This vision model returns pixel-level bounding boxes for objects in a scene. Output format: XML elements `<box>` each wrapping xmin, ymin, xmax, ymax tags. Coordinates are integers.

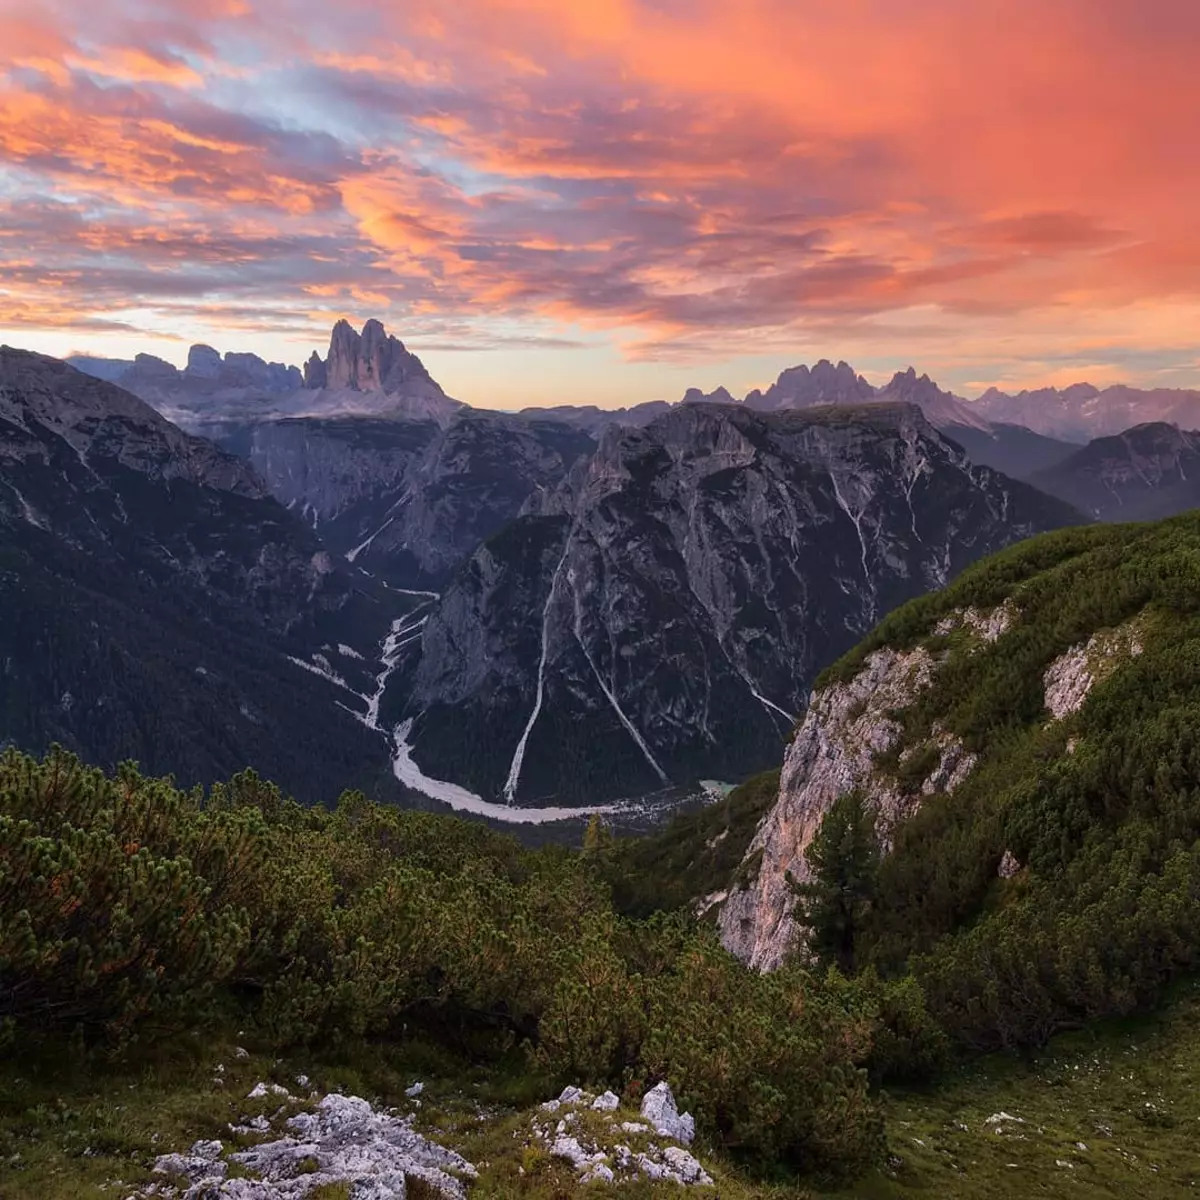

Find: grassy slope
<box><xmin>8</xmin><ymin>982</ymin><xmax>1200</xmax><ymax>1198</ymax></box>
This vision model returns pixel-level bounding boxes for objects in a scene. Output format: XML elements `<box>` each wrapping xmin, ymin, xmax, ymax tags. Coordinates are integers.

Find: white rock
<box><xmin>139</xmin><ymin>1092</ymin><xmax>476</xmax><ymax>1199</ymax></box>
<box><xmin>620</xmin><ymin>1121</ymin><xmax>650</xmax><ymax>1135</ymax></box>
<box><xmin>405</xmin><ymin>1082</ymin><xmax>424</xmax><ymax>1098</ymax></box>
<box><xmin>591</xmin><ymin>1090</ymin><xmax>620</xmax><ymax>1112</ymax></box>
<box><xmin>640</xmin><ymin>1082</ymin><xmax>695</xmax><ymax>1145</ymax></box>
<box><xmin>549</xmin><ymin>1135</ymin><xmax>589</xmax><ymax>1170</ymax></box>
<box><xmin>984</xmin><ymin>1111</ymin><xmax>1025</xmax><ymax>1128</ymax></box>
<box><xmin>234</xmin><ymin>1047</ymin><xmax>249</xmax><ymax>1060</ymax></box>
<box><xmin>557</xmin><ymin>1085</ymin><xmax>585</xmax><ymax>1106</ymax></box>
<box><xmin>663</xmin><ymin>1146</ymin><xmax>714</xmax><ymax>1185</ymax></box>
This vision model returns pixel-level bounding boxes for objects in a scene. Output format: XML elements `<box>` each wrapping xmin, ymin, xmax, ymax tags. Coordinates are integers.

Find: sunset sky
<box><xmin>2</xmin><ymin>0</ymin><xmax>1198</xmax><ymax>409</ymax></box>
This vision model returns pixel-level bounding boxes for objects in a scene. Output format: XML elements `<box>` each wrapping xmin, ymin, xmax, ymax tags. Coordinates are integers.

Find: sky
<box><xmin>1</xmin><ymin>0</ymin><xmax>1198</xmax><ymax>410</ymax></box>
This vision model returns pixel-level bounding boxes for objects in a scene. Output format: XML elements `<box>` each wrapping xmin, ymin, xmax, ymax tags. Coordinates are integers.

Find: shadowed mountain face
<box><xmin>0</xmin><ymin>348</ymin><xmax>401</xmax><ymax>802</ymax></box>
<box><xmin>400</xmin><ymin>402</ymin><xmax>1083</xmax><ymax>807</ymax></box>
<box><xmin>1028</xmin><ymin>422</ymin><xmax>1200</xmax><ymax>522</ymax></box>
<box><xmin>240</xmin><ymin>409</ymin><xmax>597</xmax><ymax>589</ymax></box>
<box><xmin>939</xmin><ymin>422</ymin><xmax>1081</xmax><ymax>479</ymax></box>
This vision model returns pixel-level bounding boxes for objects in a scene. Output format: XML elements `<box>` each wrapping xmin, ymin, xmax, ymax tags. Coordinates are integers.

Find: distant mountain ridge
<box><xmin>976</xmin><ymin>382</ymin><xmax>1200</xmax><ymax>441</ymax></box>
<box><xmin>1028</xmin><ymin>421</ymin><xmax>1200</xmax><ymax>522</ymax></box>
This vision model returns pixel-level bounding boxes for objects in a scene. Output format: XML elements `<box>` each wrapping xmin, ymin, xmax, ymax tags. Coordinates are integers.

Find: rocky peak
<box><xmin>126</xmin><ymin>352</ymin><xmax>180</xmax><ymax>382</ymax></box>
<box><xmin>681</xmin><ymin>385</ymin><xmax>736</xmax><ymax>406</ymax></box>
<box><xmin>318</xmin><ymin>318</ymin><xmax>436</xmax><ymax>395</ymax></box>
<box><xmin>186</xmin><ymin>344</ymin><xmax>223</xmax><ymax>380</ymax></box>
<box><xmin>0</xmin><ymin>348</ymin><xmax>265</xmax><ymax>498</ymax></box>
<box><xmin>747</xmin><ymin>359</ymin><xmax>875</xmax><ymax>412</ymax></box>
<box><xmin>304</xmin><ymin>350</ymin><xmax>328</xmax><ymax>390</ymax></box>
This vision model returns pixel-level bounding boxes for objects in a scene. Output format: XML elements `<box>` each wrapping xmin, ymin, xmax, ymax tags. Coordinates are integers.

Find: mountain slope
<box><xmin>401</xmin><ymin>402</ymin><xmax>1082</xmax><ymax>807</ymax></box>
<box><xmin>240</xmin><ymin>409</ymin><xmax>596</xmax><ymax>588</ymax></box>
<box><xmin>1027</xmin><ymin>422</ymin><xmax>1200</xmax><ymax>521</ymax></box>
<box><xmin>0</xmin><ymin>348</ymin><xmax>400</xmax><ymax>800</ymax></box>
<box><xmin>718</xmin><ymin>510</ymin><xmax>1200</xmax><ymax>1051</ymax></box>
<box><xmin>939</xmin><ymin>420</ymin><xmax>1080</xmax><ymax>478</ymax></box>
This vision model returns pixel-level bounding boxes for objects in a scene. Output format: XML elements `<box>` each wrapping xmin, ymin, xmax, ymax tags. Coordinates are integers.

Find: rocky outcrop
<box><xmin>718</xmin><ymin>601</ymin><xmax>1014</xmax><ymax>970</ymax></box>
<box><xmin>533</xmin><ymin>1083</ymin><xmax>711</xmax><ymax>1187</ymax></box>
<box><xmin>144</xmin><ymin>1088</ymin><xmax>476</xmax><ymax>1199</ymax></box>
<box><xmin>1043</xmin><ymin>618</ymin><xmax>1146</xmax><ymax>720</ymax></box>
<box><xmin>403</xmin><ymin>403</ymin><xmax>1078</xmax><ymax>807</ymax></box>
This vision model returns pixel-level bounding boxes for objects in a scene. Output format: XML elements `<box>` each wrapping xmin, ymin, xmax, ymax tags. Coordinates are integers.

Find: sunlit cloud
<box><xmin>1</xmin><ymin>0</ymin><xmax>1198</xmax><ymax>402</ymax></box>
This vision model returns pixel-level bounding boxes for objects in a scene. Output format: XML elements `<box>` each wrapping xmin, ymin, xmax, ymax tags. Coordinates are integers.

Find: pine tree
<box><xmin>791</xmin><ymin>791</ymin><xmax>881</xmax><ymax>973</ymax></box>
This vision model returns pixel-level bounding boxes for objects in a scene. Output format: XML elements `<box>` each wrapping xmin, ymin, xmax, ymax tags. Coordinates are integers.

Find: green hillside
<box><xmin>10</xmin><ymin>512</ymin><xmax>1200</xmax><ymax>1197</ymax></box>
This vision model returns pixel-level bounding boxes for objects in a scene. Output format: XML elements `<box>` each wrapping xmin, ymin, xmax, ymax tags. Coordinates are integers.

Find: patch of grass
<box><xmin>308</xmin><ymin>1184</ymin><xmax>352</xmax><ymax>1200</ymax></box>
<box><xmin>816</xmin><ymin>980</ymin><xmax>1200</xmax><ymax>1199</ymax></box>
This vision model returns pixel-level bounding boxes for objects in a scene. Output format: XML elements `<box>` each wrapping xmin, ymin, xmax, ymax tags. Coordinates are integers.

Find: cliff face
<box><xmin>717</xmin><ymin>604</ymin><xmax>1010</xmax><ymax>969</ymax></box>
<box><xmin>242</xmin><ymin>410</ymin><xmax>595</xmax><ymax>587</ymax></box>
<box><xmin>401</xmin><ymin>403</ymin><xmax>1081</xmax><ymax>806</ymax></box>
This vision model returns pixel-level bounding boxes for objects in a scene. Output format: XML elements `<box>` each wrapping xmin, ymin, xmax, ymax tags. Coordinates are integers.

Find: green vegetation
<box><xmin>801</xmin><ymin>513</ymin><xmax>1200</xmax><ymax>1058</ymax></box>
<box><xmin>605</xmin><ymin>769</ymin><xmax>780</xmax><ymax>918</ymax></box>
<box><xmin>792</xmin><ymin>791</ymin><xmax>881</xmax><ymax>974</ymax></box>
<box><xmin>0</xmin><ymin>746</ymin><xmax>885</xmax><ymax>1189</ymax></box>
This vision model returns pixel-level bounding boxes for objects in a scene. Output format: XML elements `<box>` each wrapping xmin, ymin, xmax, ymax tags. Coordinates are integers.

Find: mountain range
<box><xmin>9</xmin><ymin>318</ymin><xmax>1194</xmax><ymax>820</ymax></box>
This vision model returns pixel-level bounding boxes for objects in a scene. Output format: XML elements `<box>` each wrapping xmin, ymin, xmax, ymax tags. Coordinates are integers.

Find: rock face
<box><xmin>1043</xmin><ymin>618</ymin><xmax>1146</xmax><ymax>721</ymax></box>
<box><xmin>718</xmin><ymin>602</ymin><xmax>1014</xmax><ymax>970</ymax></box>
<box><xmin>402</xmin><ymin>402</ymin><xmax>1081</xmax><ymax>806</ymax></box>
<box><xmin>1027</xmin><ymin>423</ymin><xmax>1200</xmax><ymax>521</ymax></box>
<box><xmin>242</xmin><ymin>410</ymin><xmax>596</xmax><ymax>587</ymax></box>
<box><xmin>0</xmin><ymin>349</ymin><xmax>398</xmax><ymax>801</ymax></box>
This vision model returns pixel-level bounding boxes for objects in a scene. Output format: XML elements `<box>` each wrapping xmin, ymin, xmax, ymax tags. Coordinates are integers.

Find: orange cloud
<box><xmin>2</xmin><ymin>0</ymin><xmax>1199</xmax><ymax>396</ymax></box>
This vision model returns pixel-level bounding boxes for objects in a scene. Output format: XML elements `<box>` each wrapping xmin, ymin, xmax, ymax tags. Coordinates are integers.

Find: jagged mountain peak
<box><xmin>745</xmin><ymin>359</ymin><xmax>875</xmax><ymax>412</ymax></box>
<box><xmin>298</xmin><ymin>318</ymin><xmax>463</xmax><ymax>425</ymax></box>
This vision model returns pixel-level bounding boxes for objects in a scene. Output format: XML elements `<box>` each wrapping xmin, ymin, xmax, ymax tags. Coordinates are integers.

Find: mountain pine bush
<box><xmin>0</xmin><ymin>745</ymin><xmax>886</xmax><ymax>1178</ymax></box>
